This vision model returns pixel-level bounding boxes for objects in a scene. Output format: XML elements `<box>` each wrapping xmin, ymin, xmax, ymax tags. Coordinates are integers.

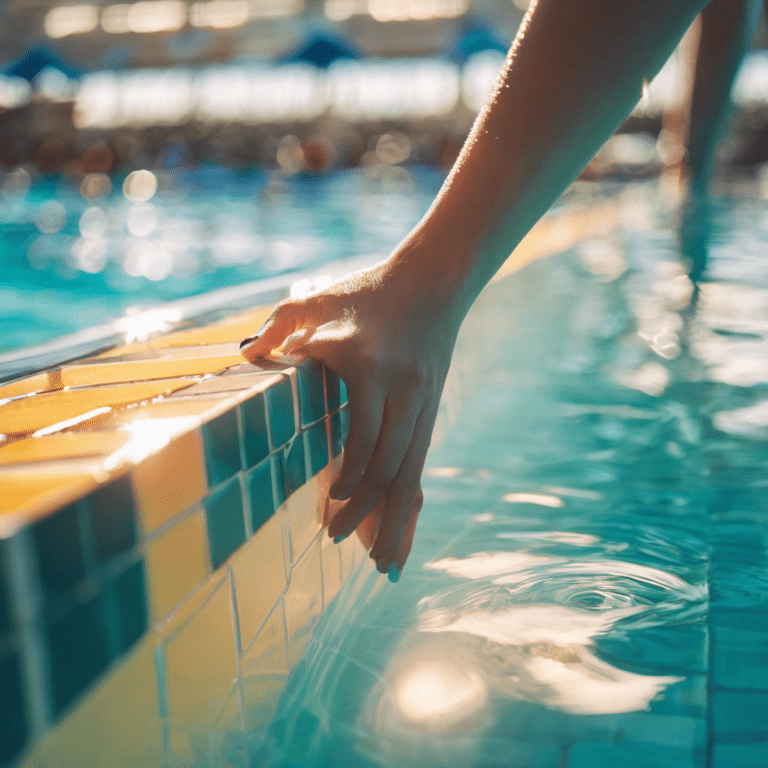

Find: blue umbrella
<box><xmin>280</xmin><ymin>30</ymin><xmax>361</xmax><ymax>69</ymax></box>
<box><xmin>1</xmin><ymin>44</ymin><xmax>85</xmax><ymax>82</ymax></box>
<box><xmin>450</xmin><ymin>21</ymin><xmax>507</xmax><ymax>64</ymax></box>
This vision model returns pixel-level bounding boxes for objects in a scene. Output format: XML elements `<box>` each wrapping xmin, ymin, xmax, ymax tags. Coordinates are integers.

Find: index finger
<box><xmin>240</xmin><ymin>298</ymin><xmax>308</xmax><ymax>360</ymax></box>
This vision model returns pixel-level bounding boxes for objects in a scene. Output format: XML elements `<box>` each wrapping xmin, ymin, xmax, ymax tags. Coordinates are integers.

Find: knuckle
<box><xmin>394</xmin><ymin>475</ymin><xmax>421</xmax><ymax>501</ymax></box>
<box><xmin>402</xmin><ymin>362</ymin><xmax>431</xmax><ymax>393</ymax></box>
<box><xmin>274</xmin><ymin>297</ymin><xmax>301</xmax><ymax>318</ymax></box>
<box><xmin>353</xmin><ymin>346</ymin><xmax>382</xmax><ymax>377</ymax></box>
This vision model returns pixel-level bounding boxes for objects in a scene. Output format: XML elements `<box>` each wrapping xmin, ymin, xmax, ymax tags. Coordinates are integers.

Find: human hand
<box><xmin>240</xmin><ymin>256</ymin><xmax>463</xmax><ymax>581</ymax></box>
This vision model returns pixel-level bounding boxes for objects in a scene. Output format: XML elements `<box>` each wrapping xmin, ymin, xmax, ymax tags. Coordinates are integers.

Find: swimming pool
<box><xmin>0</xmin><ymin>166</ymin><xmax>445</xmax><ymax>353</ymax></box>
<box><xmin>246</xmin><ymin>181</ymin><xmax>768</xmax><ymax>767</ymax></box>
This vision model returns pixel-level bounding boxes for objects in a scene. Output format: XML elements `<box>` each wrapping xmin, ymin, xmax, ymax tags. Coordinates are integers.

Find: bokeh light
<box><xmin>123</xmin><ymin>170</ymin><xmax>158</xmax><ymax>202</ymax></box>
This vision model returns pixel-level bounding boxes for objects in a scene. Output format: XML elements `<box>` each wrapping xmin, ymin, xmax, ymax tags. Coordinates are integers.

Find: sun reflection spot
<box><xmin>105</xmin><ymin>416</ymin><xmax>200</xmax><ymax>468</ymax></box>
<box><xmin>395</xmin><ymin>661</ymin><xmax>487</xmax><ymax>726</ymax></box>
<box><xmin>117</xmin><ymin>307</ymin><xmax>182</xmax><ymax>342</ymax></box>
<box><xmin>32</xmin><ymin>407</ymin><xmax>111</xmax><ymax>437</ymax></box>
<box><xmin>423</xmin><ymin>466</ymin><xmax>462</xmax><ymax>478</ymax></box>
<box><xmin>502</xmin><ymin>492</ymin><xmax>565</xmax><ymax>508</ymax></box>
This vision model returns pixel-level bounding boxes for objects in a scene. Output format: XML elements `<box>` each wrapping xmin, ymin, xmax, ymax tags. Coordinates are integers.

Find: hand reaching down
<box><xmin>239</xmin><ymin>0</ymin><xmax>713</xmax><ymax>581</ymax></box>
<box><xmin>241</xmin><ymin>256</ymin><xmax>462</xmax><ymax>582</ymax></box>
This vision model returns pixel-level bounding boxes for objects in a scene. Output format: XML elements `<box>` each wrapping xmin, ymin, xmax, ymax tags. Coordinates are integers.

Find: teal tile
<box><xmin>712</xmin><ymin>690</ymin><xmax>768</xmax><ymax>740</ymax></box>
<box><xmin>86</xmin><ymin>474</ymin><xmax>137</xmax><ymax>566</ymax></box>
<box><xmin>32</xmin><ymin>502</ymin><xmax>87</xmax><ymax>595</ymax></box>
<box><xmin>0</xmin><ymin>651</ymin><xmax>27</xmax><ymax>765</ymax></box>
<box><xmin>247</xmin><ymin>459</ymin><xmax>276</xmax><ymax>532</ymax></box>
<box><xmin>329</xmin><ymin>411</ymin><xmax>344</xmax><ymax>459</ymax></box>
<box><xmin>272</xmin><ymin>455</ymin><xmax>287</xmax><ymax>509</ymax></box>
<box><xmin>325</xmin><ymin>367</ymin><xmax>347</xmax><ymax>411</ymax></box>
<box><xmin>47</xmin><ymin>591</ymin><xmax>111</xmax><ymax>715</ymax></box>
<box><xmin>206</xmin><ymin>477</ymin><xmax>247</xmax><ymax>570</ymax></box>
<box><xmin>307</xmin><ymin>420</ymin><xmax>329</xmax><ymax>477</ymax></box>
<box><xmin>711</xmin><ymin>610</ymin><xmax>768</xmax><ymax>641</ymax></box>
<box><xmin>297</xmin><ymin>359</ymin><xmax>325</xmax><ymax>428</ymax></box>
<box><xmin>239</xmin><ymin>392</ymin><xmax>269</xmax><ymax>469</ymax></box>
<box><xmin>650</xmin><ymin>676</ymin><xmax>707</xmax><ymax>719</ymax></box>
<box><xmin>267</xmin><ymin>376</ymin><xmax>296</xmax><ymax>450</ymax></box>
<box><xmin>110</xmin><ymin>560</ymin><xmax>148</xmax><ymax>655</ymax></box>
<box><xmin>203</xmin><ymin>408</ymin><xmax>242</xmax><ymax>487</ymax></box>
<box><xmin>713</xmin><ymin>644</ymin><xmax>768</xmax><ymax>690</ymax></box>
<box><xmin>712</xmin><ymin>613</ymin><xmax>768</xmax><ymax>690</ymax></box>
<box><xmin>596</xmin><ymin>623</ymin><xmax>707</xmax><ymax>675</ymax></box>
<box><xmin>568</xmin><ymin>741</ymin><xmax>697</xmax><ymax>768</ymax></box>
<box><xmin>282</xmin><ymin>435</ymin><xmax>306</xmax><ymax>498</ymax></box>
<box><xmin>712</xmin><ymin>742</ymin><xmax>768</xmax><ymax>768</ymax></box>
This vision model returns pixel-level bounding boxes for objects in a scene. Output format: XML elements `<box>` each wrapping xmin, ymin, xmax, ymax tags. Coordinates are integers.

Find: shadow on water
<box><xmin>251</xmin><ymin>180</ymin><xmax>768</xmax><ymax>768</ymax></box>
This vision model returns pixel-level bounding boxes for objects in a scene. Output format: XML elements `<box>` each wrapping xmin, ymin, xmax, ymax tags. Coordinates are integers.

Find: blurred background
<box><xmin>2</xmin><ymin>0</ymin><xmax>768</xmax><ymax>353</ymax></box>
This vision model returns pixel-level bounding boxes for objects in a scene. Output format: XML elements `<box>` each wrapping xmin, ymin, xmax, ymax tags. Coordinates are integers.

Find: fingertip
<box><xmin>387</xmin><ymin>563</ymin><xmax>401</xmax><ymax>583</ymax></box>
<box><xmin>329</xmin><ymin>478</ymin><xmax>354</xmax><ymax>501</ymax></box>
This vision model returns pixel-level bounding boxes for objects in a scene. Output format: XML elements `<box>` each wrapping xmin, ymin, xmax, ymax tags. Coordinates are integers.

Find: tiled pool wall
<box><xmin>0</xmin><ymin>314</ymin><xmax>368</xmax><ymax>768</ymax></box>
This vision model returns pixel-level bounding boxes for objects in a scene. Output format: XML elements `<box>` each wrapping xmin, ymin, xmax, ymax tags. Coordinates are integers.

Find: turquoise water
<box><xmin>251</xmin><ymin>183</ymin><xmax>768</xmax><ymax>767</ymax></box>
<box><xmin>0</xmin><ymin>167</ymin><xmax>444</xmax><ymax>352</ymax></box>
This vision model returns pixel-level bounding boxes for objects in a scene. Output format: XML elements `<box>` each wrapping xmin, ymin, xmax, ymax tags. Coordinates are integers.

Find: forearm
<box><xmin>392</xmin><ymin>0</ymin><xmax>709</xmax><ymax>312</ymax></box>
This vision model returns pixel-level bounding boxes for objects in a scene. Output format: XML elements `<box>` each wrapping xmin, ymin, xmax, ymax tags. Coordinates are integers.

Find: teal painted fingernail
<box><xmin>333</xmin><ymin>534</ymin><xmax>346</xmax><ymax>544</ymax></box>
<box><xmin>387</xmin><ymin>564</ymin><xmax>400</xmax><ymax>583</ymax></box>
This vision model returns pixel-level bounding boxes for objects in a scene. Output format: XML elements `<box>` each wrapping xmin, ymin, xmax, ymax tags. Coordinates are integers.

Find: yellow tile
<box><xmin>0</xmin><ymin>370</ymin><xmax>63</xmax><ymax>400</ymax></box>
<box><xmin>210</xmin><ymin>688</ymin><xmax>245</xmax><ymax>766</ymax></box>
<box><xmin>132</xmin><ymin>430</ymin><xmax>208</xmax><ymax>532</ymax></box>
<box><xmin>241</xmin><ymin>599</ymin><xmax>289</xmax><ymax>734</ymax></box>
<box><xmin>59</xmin><ymin>354</ymin><xmax>242</xmax><ymax>387</ymax></box>
<box><xmin>176</xmin><ymin>370</ymin><xmax>281</xmax><ymax>397</ymax></box>
<box><xmin>96</xmin><ymin>343</ymin><xmax>239</xmax><ymax>363</ymax></box>
<box><xmin>18</xmin><ymin>637</ymin><xmax>162</xmax><ymax>768</ymax></box>
<box><xmin>0</xmin><ymin>379</ymin><xmax>196</xmax><ymax>436</ymax></box>
<box><xmin>145</xmin><ymin>307</ymin><xmax>272</xmax><ymax>349</ymax></box>
<box><xmin>242</xmin><ymin>671</ymin><xmax>287</xmax><ymax>738</ymax></box>
<box><xmin>317</xmin><ymin>455</ymin><xmax>341</xmax><ymax>528</ymax></box>
<box><xmin>339</xmin><ymin>533</ymin><xmax>358</xmax><ymax>584</ymax></box>
<box><xmin>163</xmin><ymin>572</ymin><xmax>239</xmax><ymax>728</ymax></box>
<box><xmin>0</xmin><ymin>472</ymin><xmax>99</xmax><ymax>533</ymax></box>
<box><xmin>284</xmin><ymin>536</ymin><xmax>323</xmax><ymax>669</ymax></box>
<box><xmin>230</xmin><ymin>512</ymin><xmax>287</xmax><ymax>649</ymax></box>
<box><xmin>241</xmin><ymin>599</ymin><xmax>288</xmax><ymax>677</ymax></box>
<box><xmin>0</xmin><ymin>432</ymin><xmax>131</xmax><ymax>466</ymax></box>
<box><xmin>320</xmin><ymin>533</ymin><xmax>342</xmax><ymax>610</ymax></box>
<box><xmin>146</xmin><ymin>508</ymin><xmax>210</xmax><ymax>622</ymax></box>
<box><xmin>285</xmin><ymin>476</ymin><xmax>323</xmax><ymax>565</ymax></box>
<box><xmin>101</xmin><ymin>396</ymin><xmax>228</xmax><ymax>429</ymax></box>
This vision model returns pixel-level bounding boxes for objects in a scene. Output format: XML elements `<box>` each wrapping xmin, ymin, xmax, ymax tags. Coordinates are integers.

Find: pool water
<box><xmin>0</xmin><ymin>166</ymin><xmax>445</xmax><ymax>353</ymax></box>
<box><xmin>250</xmin><ymin>182</ymin><xmax>768</xmax><ymax>767</ymax></box>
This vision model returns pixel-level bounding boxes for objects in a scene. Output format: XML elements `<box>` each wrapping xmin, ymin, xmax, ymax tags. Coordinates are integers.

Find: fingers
<box><xmin>240</xmin><ymin>298</ymin><xmax>310</xmax><ymax>360</ymax></box>
<box><xmin>369</xmin><ymin>405</ymin><xmax>435</xmax><ymax>579</ymax></box>
<box><xmin>326</xmin><ymin>392</ymin><xmax>423</xmax><ymax>543</ymax></box>
<box><xmin>327</xmin><ymin>379</ymin><xmax>387</xmax><ymax>502</ymax></box>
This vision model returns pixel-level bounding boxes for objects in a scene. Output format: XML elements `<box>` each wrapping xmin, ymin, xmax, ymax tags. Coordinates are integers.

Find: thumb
<box><xmin>240</xmin><ymin>299</ymin><xmax>304</xmax><ymax>361</ymax></box>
